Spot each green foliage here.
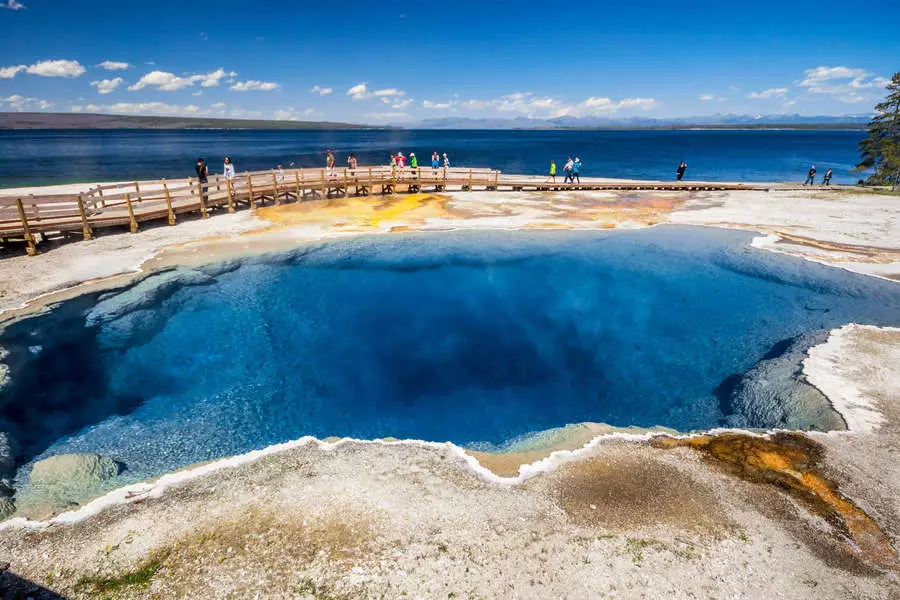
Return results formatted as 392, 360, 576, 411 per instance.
75, 555, 163, 596
856, 72, 900, 189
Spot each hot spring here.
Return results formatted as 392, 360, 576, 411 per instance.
1, 226, 899, 511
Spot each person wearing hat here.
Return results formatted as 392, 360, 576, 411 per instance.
442, 152, 450, 173
409, 152, 418, 179
572, 157, 582, 184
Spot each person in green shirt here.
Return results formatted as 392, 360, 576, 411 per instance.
547, 160, 557, 183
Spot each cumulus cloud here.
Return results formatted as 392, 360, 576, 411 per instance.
128, 68, 237, 91
68, 101, 230, 117
230, 80, 280, 92
90, 77, 123, 95
347, 83, 370, 100
97, 60, 130, 71
1, 1, 25, 9
274, 108, 320, 121
311, 85, 333, 95
700, 94, 727, 102
799, 65, 889, 103
373, 88, 405, 97
0, 59, 86, 78
747, 88, 789, 99
1, 94, 53, 111
458, 93, 658, 117
364, 111, 408, 120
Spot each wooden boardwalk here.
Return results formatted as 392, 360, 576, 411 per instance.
0, 165, 822, 256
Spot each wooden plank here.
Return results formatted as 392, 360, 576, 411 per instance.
15, 198, 38, 255
163, 180, 177, 225
76, 194, 93, 241
125, 193, 139, 233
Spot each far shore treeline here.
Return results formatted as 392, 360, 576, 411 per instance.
0, 112, 869, 131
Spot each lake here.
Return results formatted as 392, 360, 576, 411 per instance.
0, 128, 867, 188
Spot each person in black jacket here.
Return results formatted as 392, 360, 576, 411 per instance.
676, 161, 687, 182
195, 157, 209, 203
822, 167, 833, 186
804, 165, 816, 185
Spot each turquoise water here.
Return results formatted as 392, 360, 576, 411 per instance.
1, 227, 899, 497
0, 129, 866, 187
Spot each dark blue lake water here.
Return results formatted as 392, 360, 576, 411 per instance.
0, 129, 866, 188
2, 227, 899, 503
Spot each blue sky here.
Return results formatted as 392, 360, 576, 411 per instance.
1, 0, 897, 124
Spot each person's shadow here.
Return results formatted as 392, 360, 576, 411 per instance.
0, 570, 68, 600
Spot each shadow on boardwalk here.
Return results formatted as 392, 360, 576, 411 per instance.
0, 570, 68, 600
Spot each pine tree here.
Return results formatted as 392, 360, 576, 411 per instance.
855, 72, 900, 190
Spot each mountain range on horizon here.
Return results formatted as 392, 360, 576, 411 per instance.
405, 113, 872, 129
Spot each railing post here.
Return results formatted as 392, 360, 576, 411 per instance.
97, 186, 106, 208
342, 168, 348, 197
247, 173, 256, 209
15, 198, 38, 256
225, 178, 235, 213
134, 181, 142, 201
76, 193, 94, 241
321, 169, 327, 199
294, 170, 301, 202
366, 167, 373, 197
162, 179, 176, 225
125, 193, 139, 233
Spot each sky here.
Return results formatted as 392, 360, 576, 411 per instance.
0, 0, 898, 124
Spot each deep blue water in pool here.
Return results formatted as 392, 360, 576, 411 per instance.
1, 227, 900, 494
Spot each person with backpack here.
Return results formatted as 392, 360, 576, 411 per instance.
572, 157, 582, 183
822, 167, 833, 186
195, 157, 209, 204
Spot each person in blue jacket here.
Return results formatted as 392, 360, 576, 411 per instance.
572, 157, 582, 184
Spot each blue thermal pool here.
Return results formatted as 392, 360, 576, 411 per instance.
1, 227, 899, 507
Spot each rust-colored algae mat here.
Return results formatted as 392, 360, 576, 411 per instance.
653, 432, 899, 572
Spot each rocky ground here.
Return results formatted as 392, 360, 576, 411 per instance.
0, 183, 899, 599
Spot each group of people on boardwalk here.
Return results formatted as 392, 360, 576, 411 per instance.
805, 165, 833, 186
390, 151, 451, 177
546, 157, 583, 184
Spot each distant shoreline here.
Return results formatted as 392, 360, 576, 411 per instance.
0, 112, 868, 131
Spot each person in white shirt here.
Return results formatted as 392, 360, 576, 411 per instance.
224, 156, 235, 180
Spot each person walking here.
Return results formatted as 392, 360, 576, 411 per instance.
676, 160, 687, 182
326, 150, 336, 177
805, 165, 816, 185
563, 157, 574, 183
822, 167, 833, 186
442, 152, 450, 171
276, 164, 285, 183
347, 153, 358, 175
396, 152, 407, 178
195, 157, 209, 204
547, 160, 557, 183
572, 157, 582, 184
409, 152, 418, 179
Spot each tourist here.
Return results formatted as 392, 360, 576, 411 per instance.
547, 160, 557, 183
348, 153, 358, 176
195, 157, 209, 203
223, 156, 235, 181
410, 152, 418, 179
823, 167, 833, 186
805, 165, 816, 185
326, 150, 336, 177
442, 153, 450, 171
390, 154, 397, 178
676, 160, 687, 182
432, 152, 441, 177
573, 157, 582, 184
276, 164, 285, 183
396, 152, 407, 178
563, 157, 574, 183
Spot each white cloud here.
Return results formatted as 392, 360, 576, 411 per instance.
1, 1, 25, 9
373, 88, 405, 97
97, 60, 130, 71
423, 100, 453, 109
747, 88, 789, 99
230, 80, 279, 92
0, 59, 85, 79
799, 65, 889, 103
128, 68, 237, 91
69, 101, 228, 117
388, 98, 413, 109
700, 94, 727, 102
0, 65, 24, 78
311, 85, 333, 95
347, 83, 370, 100
1, 94, 53, 111
90, 77, 123, 95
